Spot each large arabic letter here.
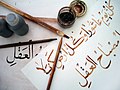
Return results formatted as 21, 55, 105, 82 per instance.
75, 68, 89, 87
65, 43, 75, 56
88, 30, 93, 37
45, 63, 52, 74
61, 48, 68, 55
57, 55, 63, 69
79, 78, 88, 87
105, 0, 114, 16
81, 27, 90, 36
97, 54, 111, 69
10, 62, 17, 67
6, 56, 15, 64
86, 55, 97, 77
98, 40, 119, 56
47, 49, 54, 63
57, 54, 67, 69
88, 81, 92, 88
37, 59, 52, 74
115, 30, 120, 36
73, 37, 85, 49
6, 56, 17, 67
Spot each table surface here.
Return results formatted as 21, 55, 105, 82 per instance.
0, 0, 120, 90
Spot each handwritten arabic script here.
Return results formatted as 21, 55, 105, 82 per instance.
21, 0, 120, 89
34, 0, 120, 88
6, 40, 43, 67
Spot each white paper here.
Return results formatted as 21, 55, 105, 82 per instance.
21, 0, 120, 90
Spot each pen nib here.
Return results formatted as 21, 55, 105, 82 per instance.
64, 34, 70, 39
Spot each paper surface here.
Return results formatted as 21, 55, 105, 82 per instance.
21, 0, 120, 90
22, 38, 60, 90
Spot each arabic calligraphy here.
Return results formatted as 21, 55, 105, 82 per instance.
35, 49, 56, 74
56, 0, 115, 72
3, 0, 119, 89
35, 58, 52, 74
75, 35, 119, 88
97, 40, 119, 69
75, 55, 98, 88
6, 40, 43, 67
98, 40, 119, 56
114, 30, 120, 36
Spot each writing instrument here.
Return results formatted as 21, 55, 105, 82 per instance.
0, 38, 57, 49
35, 17, 57, 23
0, 15, 57, 23
0, 1, 69, 39
46, 37, 63, 90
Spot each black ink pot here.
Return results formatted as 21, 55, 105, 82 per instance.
57, 7, 76, 28
57, 0, 87, 28
6, 13, 29, 36
0, 19, 13, 38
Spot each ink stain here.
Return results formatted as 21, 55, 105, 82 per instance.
94, 50, 97, 54
62, 65, 64, 70
108, 42, 110, 45
114, 54, 116, 57
40, 46, 42, 49
76, 63, 79, 66
59, 50, 62, 54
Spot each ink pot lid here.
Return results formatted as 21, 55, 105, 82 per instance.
70, 0, 87, 17
6, 13, 19, 26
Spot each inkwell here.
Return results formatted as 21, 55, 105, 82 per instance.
0, 18, 13, 38
6, 13, 29, 36
57, 0, 87, 28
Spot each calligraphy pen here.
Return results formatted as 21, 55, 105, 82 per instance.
0, 15, 57, 23
0, 1, 69, 39
46, 37, 62, 90
0, 38, 57, 49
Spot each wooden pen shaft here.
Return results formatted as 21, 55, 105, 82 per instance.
46, 38, 62, 90
36, 17, 57, 23
0, 15, 57, 23
0, 1, 64, 37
